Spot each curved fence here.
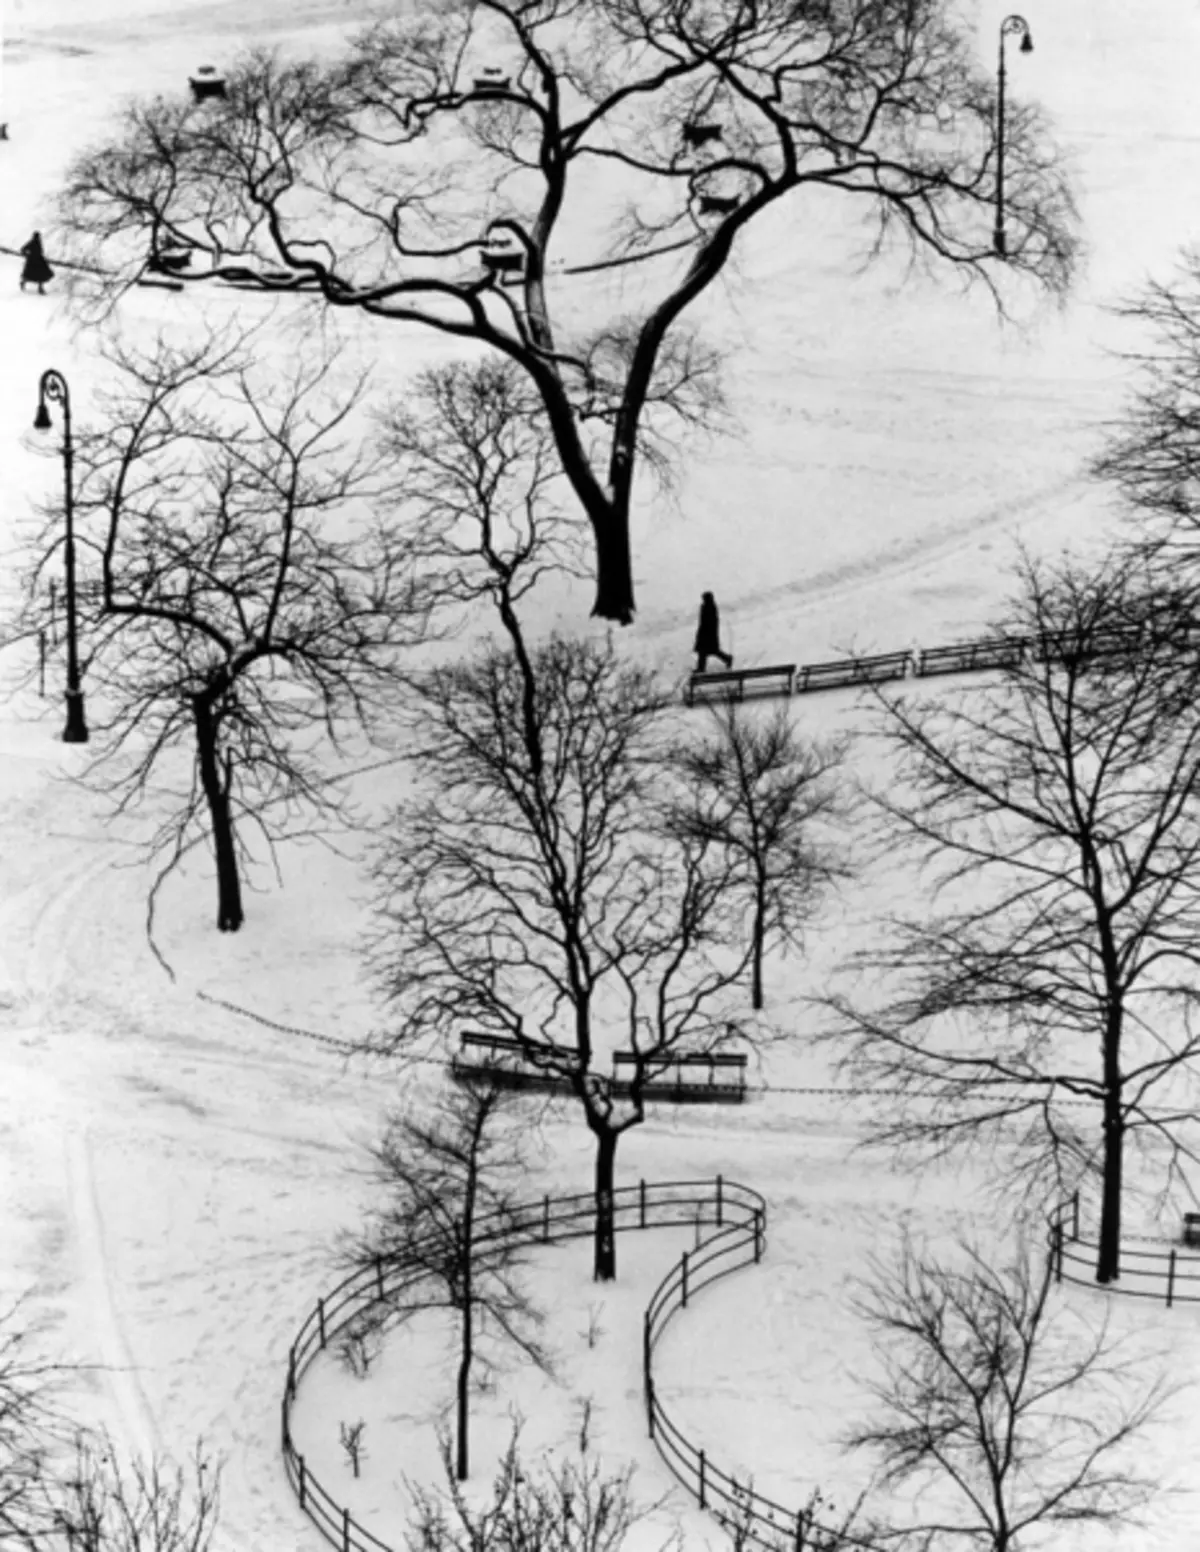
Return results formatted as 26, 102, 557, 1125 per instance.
282, 1176, 799, 1552
1048, 1194, 1200, 1306
643, 1192, 883, 1551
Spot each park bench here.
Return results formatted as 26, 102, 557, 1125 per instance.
914, 636, 1027, 678
1183, 1213, 1200, 1248
189, 67, 226, 102
792, 649, 913, 695
612, 1049, 748, 1103
451, 1030, 577, 1091
1028, 625, 1143, 668
685, 663, 795, 706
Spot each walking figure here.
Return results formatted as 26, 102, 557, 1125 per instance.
19, 231, 54, 295
694, 590, 733, 674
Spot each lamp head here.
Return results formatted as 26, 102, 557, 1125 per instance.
33, 402, 52, 432
1020, 27, 1033, 52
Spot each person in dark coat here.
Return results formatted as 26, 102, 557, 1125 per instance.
19, 231, 54, 294
694, 591, 733, 674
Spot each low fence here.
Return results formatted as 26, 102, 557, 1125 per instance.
643, 1187, 882, 1551
283, 1176, 850, 1552
1048, 1194, 1200, 1306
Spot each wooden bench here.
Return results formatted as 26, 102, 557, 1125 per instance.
612, 1049, 748, 1103
1029, 626, 1143, 668
915, 637, 1026, 678
1183, 1213, 1200, 1248
685, 663, 794, 706
451, 1030, 577, 1091
792, 650, 913, 695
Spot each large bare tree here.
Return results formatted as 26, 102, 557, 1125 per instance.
55, 0, 1078, 624
16, 328, 425, 933
848, 1236, 1171, 1551
368, 634, 750, 1282
829, 553, 1200, 1284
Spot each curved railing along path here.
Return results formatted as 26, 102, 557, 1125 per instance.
1048, 1193, 1200, 1306
281, 1176, 881, 1552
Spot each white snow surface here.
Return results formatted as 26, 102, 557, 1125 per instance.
1, 0, 1200, 1548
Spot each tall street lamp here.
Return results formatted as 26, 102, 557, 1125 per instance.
994, 14, 1033, 259
34, 370, 89, 744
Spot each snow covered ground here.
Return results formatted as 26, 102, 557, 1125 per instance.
2, 0, 1200, 1548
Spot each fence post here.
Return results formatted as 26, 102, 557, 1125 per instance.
297, 1455, 307, 1510
639, 1178, 646, 1228
376, 1258, 385, 1298
342, 1505, 351, 1552
543, 1194, 550, 1243
716, 1174, 723, 1227
1167, 1248, 1177, 1309
318, 1298, 327, 1349
37, 631, 45, 698
1052, 1220, 1063, 1283
1071, 1191, 1080, 1242
795, 1505, 808, 1549
755, 1209, 763, 1264
681, 1250, 689, 1309
698, 1448, 707, 1509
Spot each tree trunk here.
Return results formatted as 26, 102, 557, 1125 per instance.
593, 1125, 619, 1282
590, 508, 634, 627
457, 1123, 478, 1481
456, 1303, 472, 1480
751, 876, 767, 1011
192, 692, 244, 932
1096, 1089, 1124, 1285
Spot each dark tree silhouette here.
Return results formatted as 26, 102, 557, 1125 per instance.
341, 1082, 548, 1483
667, 701, 848, 1009
15, 327, 425, 933
368, 635, 750, 1282
849, 1236, 1171, 1550
829, 553, 1200, 1284
55, 0, 1078, 623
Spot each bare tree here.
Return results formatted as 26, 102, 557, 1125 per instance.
667, 701, 849, 1009
368, 634, 750, 1281
47, 1436, 221, 1552
15, 326, 426, 933
0, 1302, 67, 1547
405, 1426, 670, 1552
342, 1082, 549, 1481
847, 1236, 1172, 1550
1092, 247, 1200, 557
829, 551, 1200, 1283
54, 0, 1078, 624
376, 357, 590, 637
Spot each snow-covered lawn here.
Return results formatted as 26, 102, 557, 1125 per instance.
2, 0, 1200, 1548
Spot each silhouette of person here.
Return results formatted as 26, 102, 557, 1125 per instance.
19, 231, 54, 295
694, 591, 733, 674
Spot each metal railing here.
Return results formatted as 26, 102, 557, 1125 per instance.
282, 1177, 799, 1552
643, 1186, 883, 1551
1048, 1193, 1200, 1306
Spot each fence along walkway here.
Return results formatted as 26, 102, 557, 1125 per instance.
281, 1176, 880, 1552
1048, 1193, 1200, 1306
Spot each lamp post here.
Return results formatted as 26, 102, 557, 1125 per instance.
34, 369, 89, 743
994, 14, 1033, 259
